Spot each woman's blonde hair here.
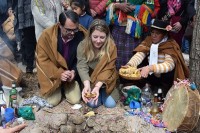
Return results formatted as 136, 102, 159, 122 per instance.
83, 19, 114, 62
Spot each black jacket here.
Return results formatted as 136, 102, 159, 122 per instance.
187, 0, 196, 21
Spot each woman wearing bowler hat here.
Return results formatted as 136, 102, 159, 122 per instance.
121, 19, 189, 95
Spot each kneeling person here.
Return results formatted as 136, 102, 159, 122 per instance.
36, 10, 84, 106
77, 19, 119, 108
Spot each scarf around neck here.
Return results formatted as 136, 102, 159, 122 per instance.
149, 36, 168, 65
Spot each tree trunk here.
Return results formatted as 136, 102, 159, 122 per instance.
190, 0, 200, 132
189, 0, 200, 89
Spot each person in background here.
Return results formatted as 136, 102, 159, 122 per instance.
157, 0, 189, 47
0, 0, 18, 59
71, 0, 93, 29
181, 0, 196, 55
106, 0, 160, 86
16, 0, 37, 73
36, 10, 84, 106
31, 0, 64, 41
77, 19, 119, 108
62, 0, 71, 10
89, 0, 107, 19
122, 19, 189, 95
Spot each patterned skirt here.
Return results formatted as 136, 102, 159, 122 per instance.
112, 26, 141, 70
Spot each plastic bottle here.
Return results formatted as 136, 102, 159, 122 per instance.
141, 83, 152, 113
0, 108, 6, 127
0, 90, 6, 126
0, 91, 6, 108
157, 88, 163, 103
141, 83, 152, 103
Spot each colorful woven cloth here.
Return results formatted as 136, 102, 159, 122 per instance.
112, 26, 140, 70
106, 0, 154, 38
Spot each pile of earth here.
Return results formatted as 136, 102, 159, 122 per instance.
16, 73, 166, 133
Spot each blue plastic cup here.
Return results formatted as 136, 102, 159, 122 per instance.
4, 108, 15, 123
129, 100, 141, 109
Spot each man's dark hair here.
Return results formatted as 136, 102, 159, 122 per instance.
59, 10, 79, 26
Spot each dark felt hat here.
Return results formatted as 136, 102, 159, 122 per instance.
151, 19, 170, 31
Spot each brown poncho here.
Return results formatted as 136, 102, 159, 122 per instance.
134, 36, 189, 80
36, 24, 67, 96
90, 43, 118, 95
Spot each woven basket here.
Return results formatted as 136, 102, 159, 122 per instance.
119, 67, 141, 80
119, 74, 141, 80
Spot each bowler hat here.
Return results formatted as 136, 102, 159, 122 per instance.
151, 19, 170, 31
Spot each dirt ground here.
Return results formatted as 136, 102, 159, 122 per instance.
17, 72, 167, 133
1, 72, 197, 132
10, 60, 200, 133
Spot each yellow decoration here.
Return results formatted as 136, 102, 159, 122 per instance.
84, 111, 95, 117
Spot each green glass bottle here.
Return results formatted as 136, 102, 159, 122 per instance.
9, 82, 17, 108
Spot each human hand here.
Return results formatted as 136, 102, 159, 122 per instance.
172, 22, 182, 32
61, 0, 69, 10
82, 86, 91, 103
129, 5, 136, 11
162, 15, 169, 21
61, 70, 71, 81
190, 21, 195, 28
121, 64, 131, 69
90, 9, 97, 17
68, 70, 75, 82
115, 3, 132, 13
139, 66, 150, 78
0, 123, 27, 133
91, 86, 100, 105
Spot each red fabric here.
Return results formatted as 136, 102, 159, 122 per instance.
170, 16, 186, 47
138, 5, 146, 22
151, 0, 160, 18
118, 11, 127, 23
167, 0, 182, 16
89, 0, 107, 17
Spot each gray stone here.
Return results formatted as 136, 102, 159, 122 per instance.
88, 130, 96, 133
19, 122, 50, 133
93, 124, 102, 132
80, 121, 87, 130
86, 118, 95, 127
35, 110, 68, 130
29, 126, 50, 133
60, 125, 75, 133
71, 114, 85, 125
75, 125, 82, 133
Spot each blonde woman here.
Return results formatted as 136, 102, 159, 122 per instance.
77, 19, 119, 108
